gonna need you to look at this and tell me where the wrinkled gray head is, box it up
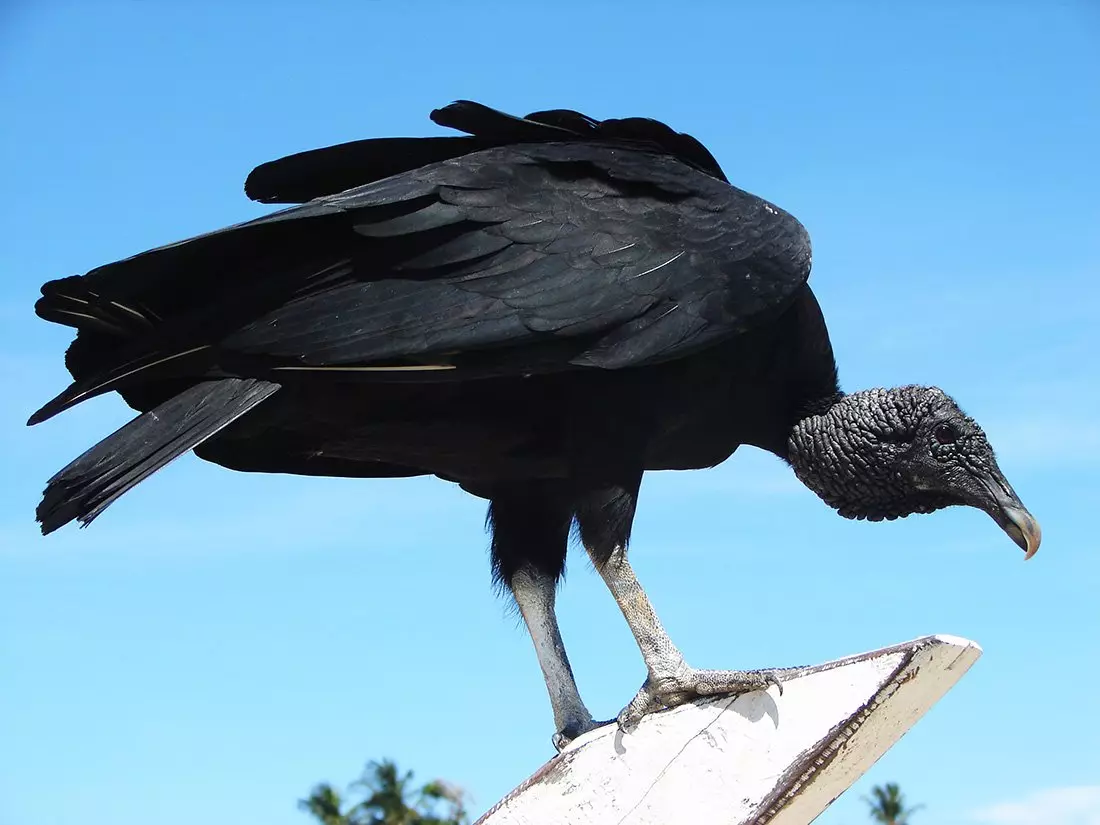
[788,386,1041,559]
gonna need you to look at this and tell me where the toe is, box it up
[764,670,784,696]
[617,686,661,731]
[553,717,609,752]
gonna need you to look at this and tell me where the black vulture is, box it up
[29,101,1040,749]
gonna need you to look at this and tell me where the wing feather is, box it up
[33,137,811,423]
[243,100,731,206]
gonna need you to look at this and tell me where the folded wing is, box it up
[32,130,810,425]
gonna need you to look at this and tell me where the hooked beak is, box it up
[978,473,1041,560]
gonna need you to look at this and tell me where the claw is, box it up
[616,686,660,731]
[766,671,784,697]
[552,717,613,751]
[616,710,637,732]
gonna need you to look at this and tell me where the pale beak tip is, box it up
[998,504,1041,561]
[1023,528,1041,561]
[1016,512,1041,561]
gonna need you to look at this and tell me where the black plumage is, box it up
[29,101,1040,745]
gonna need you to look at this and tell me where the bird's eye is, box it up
[933,423,959,445]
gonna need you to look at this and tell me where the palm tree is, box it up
[299,783,352,825]
[863,783,923,825]
[299,759,468,825]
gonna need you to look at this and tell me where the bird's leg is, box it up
[509,568,602,751]
[592,545,783,730]
[574,480,782,729]
[488,484,605,751]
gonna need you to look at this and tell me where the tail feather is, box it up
[27,344,215,426]
[37,378,280,534]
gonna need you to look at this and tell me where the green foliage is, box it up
[299,759,468,825]
[863,782,924,825]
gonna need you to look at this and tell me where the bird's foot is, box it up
[617,667,784,730]
[551,716,614,753]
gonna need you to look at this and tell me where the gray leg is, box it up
[592,545,783,729]
[510,567,601,751]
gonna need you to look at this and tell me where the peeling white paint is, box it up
[477,635,982,825]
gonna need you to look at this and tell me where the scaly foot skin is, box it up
[551,717,614,753]
[617,667,784,730]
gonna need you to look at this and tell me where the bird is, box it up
[29,100,1041,750]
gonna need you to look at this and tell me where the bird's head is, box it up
[787,386,1041,559]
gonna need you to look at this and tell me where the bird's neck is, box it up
[786,392,892,518]
[784,388,944,521]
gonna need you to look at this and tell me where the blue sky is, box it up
[1,2,1098,824]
